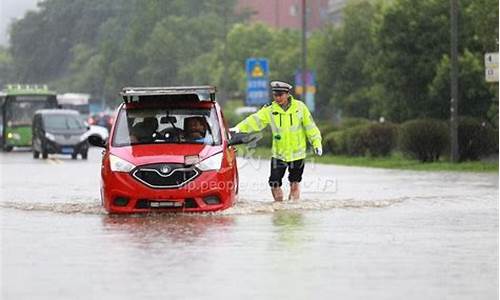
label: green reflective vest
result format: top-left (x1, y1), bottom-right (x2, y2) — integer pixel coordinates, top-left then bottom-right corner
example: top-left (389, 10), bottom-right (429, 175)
top-left (235, 97), bottom-right (322, 162)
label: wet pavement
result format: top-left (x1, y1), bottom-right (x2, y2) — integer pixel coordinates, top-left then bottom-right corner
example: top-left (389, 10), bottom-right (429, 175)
top-left (1, 148), bottom-right (498, 299)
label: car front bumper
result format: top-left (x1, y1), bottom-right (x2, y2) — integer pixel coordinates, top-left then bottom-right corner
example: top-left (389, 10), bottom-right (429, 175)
top-left (44, 140), bottom-right (89, 155)
top-left (101, 167), bottom-right (237, 214)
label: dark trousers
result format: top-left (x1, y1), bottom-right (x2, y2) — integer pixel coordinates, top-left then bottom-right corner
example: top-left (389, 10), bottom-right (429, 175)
top-left (268, 158), bottom-right (305, 188)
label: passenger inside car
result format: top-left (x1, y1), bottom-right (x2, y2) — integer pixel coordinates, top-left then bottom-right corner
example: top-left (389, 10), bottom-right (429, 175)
top-left (130, 117), bottom-right (158, 144)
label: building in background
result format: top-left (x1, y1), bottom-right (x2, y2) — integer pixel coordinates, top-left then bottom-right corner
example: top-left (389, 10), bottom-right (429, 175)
top-left (326, 0), bottom-right (347, 25)
top-left (237, 0), bottom-right (347, 31)
top-left (237, 0), bottom-right (329, 31)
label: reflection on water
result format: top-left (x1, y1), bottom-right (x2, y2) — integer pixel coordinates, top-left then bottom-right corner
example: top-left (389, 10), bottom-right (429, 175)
top-left (272, 210), bottom-right (306, 246)
top-left (272, 210), bottom-right (304, 227)
top-left (101, 214), bottom-right (235, 245)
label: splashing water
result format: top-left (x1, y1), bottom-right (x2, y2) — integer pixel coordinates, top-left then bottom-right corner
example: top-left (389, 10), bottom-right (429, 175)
top-left (0, 196), bottom-right (406, 216)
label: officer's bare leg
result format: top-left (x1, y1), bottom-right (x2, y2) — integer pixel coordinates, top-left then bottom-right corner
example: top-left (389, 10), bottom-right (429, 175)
top-left (289, 182), bottom-right (300, 201)
top-left (269, 158), bottom-right (286, 202)
top-left (271, 187), bottom-right (284, 202)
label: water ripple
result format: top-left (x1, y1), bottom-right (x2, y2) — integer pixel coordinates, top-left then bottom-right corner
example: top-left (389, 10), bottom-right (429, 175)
top-left (0, 197), bottom-right (406, 215)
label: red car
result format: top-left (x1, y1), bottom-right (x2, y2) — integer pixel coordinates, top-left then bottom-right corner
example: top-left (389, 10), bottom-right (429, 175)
top-left (89, 86), bottom-right (248, 213)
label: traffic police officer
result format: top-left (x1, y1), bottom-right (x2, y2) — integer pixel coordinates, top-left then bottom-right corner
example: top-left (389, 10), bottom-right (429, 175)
top-left (230, 80), bottom-right (322, 202)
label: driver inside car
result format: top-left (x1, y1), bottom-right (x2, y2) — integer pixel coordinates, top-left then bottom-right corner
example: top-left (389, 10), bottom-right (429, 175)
top-left (183, 116), bottom-right (212, 144)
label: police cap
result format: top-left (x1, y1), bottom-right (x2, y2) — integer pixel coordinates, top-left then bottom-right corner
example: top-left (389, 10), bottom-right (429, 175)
top-left (270, 81), bottom-right (292, 93)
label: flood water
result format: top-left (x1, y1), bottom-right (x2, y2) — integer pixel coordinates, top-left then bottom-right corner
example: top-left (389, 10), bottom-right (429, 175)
top-left (1, 149), bottom-right (498, 299)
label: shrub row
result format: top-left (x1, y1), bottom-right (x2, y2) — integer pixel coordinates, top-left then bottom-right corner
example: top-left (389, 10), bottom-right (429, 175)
top-left (230, 106), bottom-right (497, 162)
top-left (322, 118), bottom-right (498, 162)
top-left (324, 123), bottom-right (398, 157)
top-left (398, 119), bottom-right (448, 162)
top-left (457, 117), bottom-right (498, 161)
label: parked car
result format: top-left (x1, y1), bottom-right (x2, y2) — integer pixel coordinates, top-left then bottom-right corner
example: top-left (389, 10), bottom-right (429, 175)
top-left (88, 86), bottom-right (250, 213)
top-left (32, 109), bottom-right (90, 159)
top-left (82, 124), bottom-right (109, 144)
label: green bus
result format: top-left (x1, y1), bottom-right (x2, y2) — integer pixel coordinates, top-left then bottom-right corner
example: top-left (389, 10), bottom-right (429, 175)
top-left (0, 85), bottom-right (58, 151)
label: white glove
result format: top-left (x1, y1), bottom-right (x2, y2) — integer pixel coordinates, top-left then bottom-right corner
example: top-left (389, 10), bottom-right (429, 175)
top-left (314, 147), bottom-right (323, 156)
top-left (229, 127), bottom-right (240, 134)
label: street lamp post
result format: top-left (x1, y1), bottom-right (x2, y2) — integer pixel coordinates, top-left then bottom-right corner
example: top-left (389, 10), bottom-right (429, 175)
top-left (301, 0), bottom-right (307, 101)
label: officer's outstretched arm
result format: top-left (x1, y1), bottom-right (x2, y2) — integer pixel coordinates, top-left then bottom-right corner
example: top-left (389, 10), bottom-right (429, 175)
top-left (234, 106), bottom-right (271, 133)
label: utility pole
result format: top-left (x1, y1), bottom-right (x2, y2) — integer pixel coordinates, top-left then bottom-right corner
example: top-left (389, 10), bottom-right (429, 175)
top-left (220, 2), bottom-right (229, 106)
top-left (275, 0), bottom-right (280, 27)
top-left (450, 0), bottom-right (459, 162)
top-left (301, 0), bottom-right (307, 101)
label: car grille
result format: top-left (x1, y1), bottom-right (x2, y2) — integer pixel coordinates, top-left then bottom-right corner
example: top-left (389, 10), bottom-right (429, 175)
top-left (132, 163), bottom-right (199, 189)
top-left (135, 198), bottom-right (198, 209)
top-left (54, 134), bottom-right (82, 145)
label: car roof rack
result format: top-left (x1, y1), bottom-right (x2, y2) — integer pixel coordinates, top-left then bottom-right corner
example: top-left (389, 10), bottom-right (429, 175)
top-left (120, 86), bottom-right (216, 104)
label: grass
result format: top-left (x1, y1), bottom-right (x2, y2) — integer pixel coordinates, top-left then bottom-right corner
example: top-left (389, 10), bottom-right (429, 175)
top-left (235, 146), bottom-right (499, 173)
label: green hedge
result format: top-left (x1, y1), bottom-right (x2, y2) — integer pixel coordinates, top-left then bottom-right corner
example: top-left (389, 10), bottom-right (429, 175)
top-left (341, 125), bottom-right (369, 156)
top-left (324, 131), bottom-right (344, 154)
top-left (339, 117), bottom-right (371, 129)
top-left (458, 117), bottom-right (498, 161)
top-left (399, 119), bottom-right (449, 162)
top-left (317, 120), bottom-right (337, 135)
top-left (323, 123), bottom-right (398, 157)
top-left (364, 123), bottom-right (399, 157)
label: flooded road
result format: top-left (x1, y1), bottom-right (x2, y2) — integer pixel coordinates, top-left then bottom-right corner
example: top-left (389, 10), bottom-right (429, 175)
top-left (1, 148), bottom-right (498, 299)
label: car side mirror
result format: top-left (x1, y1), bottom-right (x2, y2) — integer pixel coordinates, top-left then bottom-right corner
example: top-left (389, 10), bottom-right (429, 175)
top-left (88, 135), bottom-right (106, 148)
top-left (228, 133), bottom-right (259, 146)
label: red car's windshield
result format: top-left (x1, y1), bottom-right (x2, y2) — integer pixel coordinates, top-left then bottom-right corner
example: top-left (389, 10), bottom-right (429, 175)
top-left (112, 107), bottom-right (222, 147)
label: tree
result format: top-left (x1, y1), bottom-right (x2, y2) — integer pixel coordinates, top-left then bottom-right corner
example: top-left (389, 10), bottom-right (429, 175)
top-left (429, 50), bottom-right (497, 120)
top-left (9, 0), bottom-right (123, 83)
top-left (0, 47), bottom-right (15, 87)
top-left (374, 0), bottom-right (498, 123)
top-left (7, 0), bottom-right (241, 105)
top-left (310, 0), bottom-right (382, 119)
top-left (186, 23), bottom-right (301, 98)
top-left (374, 0), bottom-right (451, 122)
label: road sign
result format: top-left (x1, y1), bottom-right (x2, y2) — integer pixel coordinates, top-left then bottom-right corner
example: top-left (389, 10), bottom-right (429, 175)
top-left (294, 70), bottom-right (316, 112)
top-left (245, 58), bottom-right (269, 106)
top-left (484, 53), bottom-right (498, 82)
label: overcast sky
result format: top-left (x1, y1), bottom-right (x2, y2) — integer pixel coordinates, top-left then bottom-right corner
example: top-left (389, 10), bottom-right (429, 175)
top-left (0, 0), bottom-right (39, 46)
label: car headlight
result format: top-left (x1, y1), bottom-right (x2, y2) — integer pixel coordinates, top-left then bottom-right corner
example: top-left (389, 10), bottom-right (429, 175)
top-left (7, 132), bottom-right (21, 140)
top-left (109, 154), bottom-right (136, 172)
top-left (195, 152), bottom-right (223, 171)
top-left (45, 132), bottom-right (56, 141)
